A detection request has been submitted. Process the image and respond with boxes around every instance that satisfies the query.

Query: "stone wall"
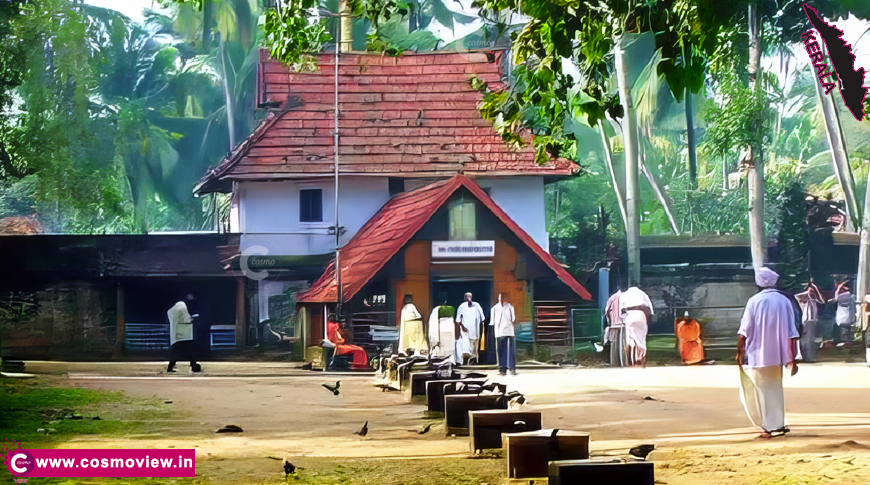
[1,282,117,360]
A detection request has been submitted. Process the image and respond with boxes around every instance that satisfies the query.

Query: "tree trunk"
[685,88,697,188]
[640,137,681,235]
[203,0,213,51]
[339,0,353,53]
[598,119,628,230]
[857,166,870,355]
[747,3,766,268]
[815,75,860,230]
[615,38,642,286]
[220,41,236,151]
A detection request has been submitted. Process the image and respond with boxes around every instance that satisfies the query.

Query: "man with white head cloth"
[456,292,485,364]
[737,267,800,438]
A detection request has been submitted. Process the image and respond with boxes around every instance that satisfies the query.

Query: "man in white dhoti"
[398,294,427,355]
[619,287,653,367]
[456,292,485,364]
[604,289,625,367]
[490,293,517,375]
[737,267,799,438]
[429,304,456,362]
[167,294,202,373]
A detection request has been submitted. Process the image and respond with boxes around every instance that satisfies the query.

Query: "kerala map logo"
[3,439,34,483]
[801,3,868,121]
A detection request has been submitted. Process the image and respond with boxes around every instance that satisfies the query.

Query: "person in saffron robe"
[619,286,654,366]
[398,294,427,355]
[737,267,799,438]
[327,317,369,369]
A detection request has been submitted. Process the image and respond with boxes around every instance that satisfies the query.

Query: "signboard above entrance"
[432,240,495,258]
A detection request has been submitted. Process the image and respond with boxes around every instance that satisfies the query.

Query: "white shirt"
[835,291,856,326]
[456,301,485,340]
[490,302,516,338]
[167,301,193,346]
[619,287,654,314]
[738,289,800,368]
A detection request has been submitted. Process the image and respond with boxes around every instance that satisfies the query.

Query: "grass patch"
[0,377,175,447]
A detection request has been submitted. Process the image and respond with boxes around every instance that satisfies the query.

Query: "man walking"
[490,293,517,375]
[167,294,202,373]
[456,292,485,364]
[737,268,799,438]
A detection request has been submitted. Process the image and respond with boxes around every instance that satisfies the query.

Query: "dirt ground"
[15,362,870,484]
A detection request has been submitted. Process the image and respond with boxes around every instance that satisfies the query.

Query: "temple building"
[194,49,593,357]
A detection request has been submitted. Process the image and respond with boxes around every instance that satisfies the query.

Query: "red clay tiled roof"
[195,50,577,193]
[297,174,592,303]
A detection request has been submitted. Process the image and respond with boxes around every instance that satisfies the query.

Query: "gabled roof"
[297,174,592,303]
[195,50,578,194]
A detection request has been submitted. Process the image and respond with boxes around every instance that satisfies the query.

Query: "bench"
[409,369,459,397]
[503,429,590,479]
[444,394,507,436]
[468,410,543,453]
[548,459,654,485]
[425,379,488,413]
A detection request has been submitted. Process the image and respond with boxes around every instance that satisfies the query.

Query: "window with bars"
[299,189,323,223]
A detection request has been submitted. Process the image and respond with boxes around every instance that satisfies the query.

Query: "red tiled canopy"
[195,50,577,194]
[297,174,592,303]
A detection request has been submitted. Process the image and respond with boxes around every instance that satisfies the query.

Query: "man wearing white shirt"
[618,286,654,366]
[490,293,517,375]
[737,267,800,438]
[456,292,485,364]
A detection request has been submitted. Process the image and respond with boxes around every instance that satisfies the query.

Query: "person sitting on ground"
[326,316,369,369]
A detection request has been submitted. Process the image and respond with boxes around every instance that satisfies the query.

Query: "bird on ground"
[355,421,369,437]
[283,459,295,476]
[322,381,341,395]
[417,423,433,435]
[629,444,656,460]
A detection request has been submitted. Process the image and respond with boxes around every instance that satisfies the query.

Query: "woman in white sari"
[429,305,456,362]
[398,294,427,355]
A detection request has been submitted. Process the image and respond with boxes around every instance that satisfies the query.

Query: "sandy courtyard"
[22,362,870,484]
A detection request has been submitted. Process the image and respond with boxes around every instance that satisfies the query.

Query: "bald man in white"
[737,267,800,438]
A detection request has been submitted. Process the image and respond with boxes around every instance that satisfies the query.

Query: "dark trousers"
[497,336,516,374]
[168,340,200,371]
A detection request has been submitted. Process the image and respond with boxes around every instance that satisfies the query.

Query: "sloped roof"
[195,50,577,194]
[297,174,592,303]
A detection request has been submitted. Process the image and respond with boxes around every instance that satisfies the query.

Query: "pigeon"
[629,444,656,460]
[417,423,433,435]
[322,381,341,395]
[355,421,368,437]
[283,459,295,476]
